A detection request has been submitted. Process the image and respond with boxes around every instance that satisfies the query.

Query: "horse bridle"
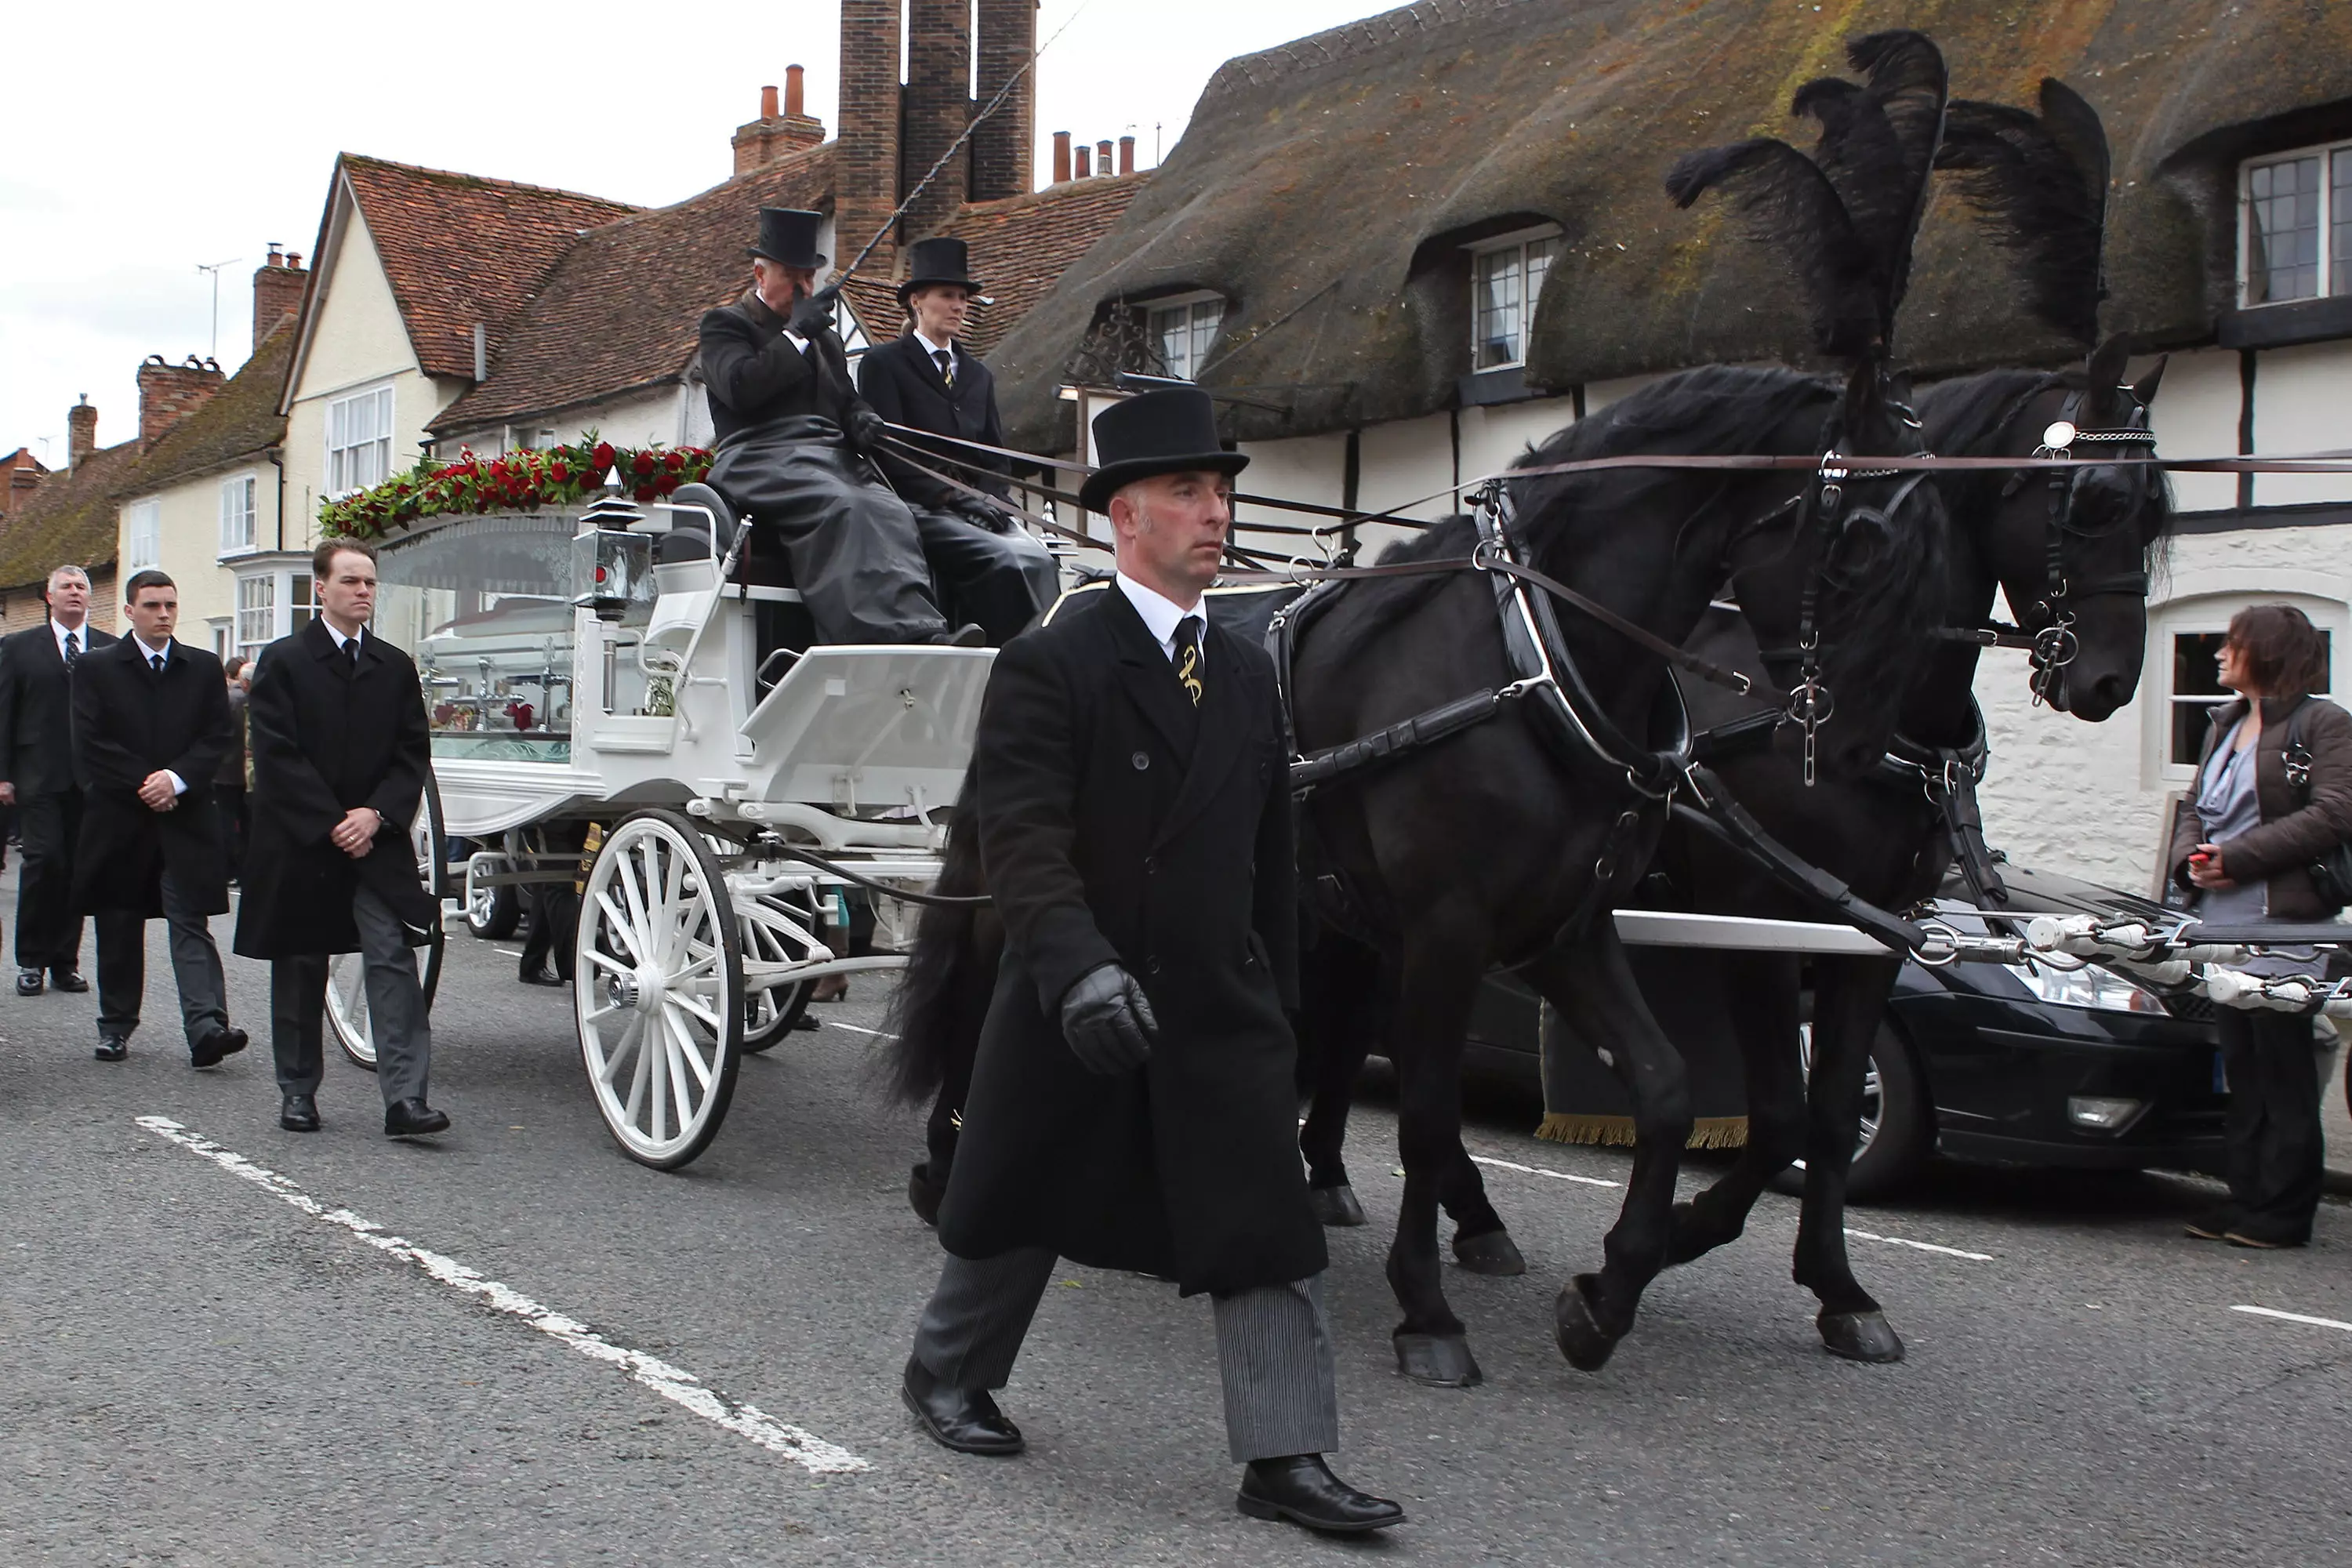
[2003,383,2159,705]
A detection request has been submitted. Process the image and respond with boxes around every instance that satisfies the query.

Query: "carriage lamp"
[572,475,653,622]
[2007,960,2167,1014]
[2066,1095,2144,1132]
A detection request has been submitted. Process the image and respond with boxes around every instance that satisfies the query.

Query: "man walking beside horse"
[898,387,1403,1536]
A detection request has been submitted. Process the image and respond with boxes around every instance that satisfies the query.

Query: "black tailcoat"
[697,292,869,445]
[855,333,1011,508]
[70,637,233,916]
[935,586,1325,1297]
[0,620,117,797]
[232,619,437,959]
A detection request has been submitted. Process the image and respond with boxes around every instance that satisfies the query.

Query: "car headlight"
[2008,960,2169,1014]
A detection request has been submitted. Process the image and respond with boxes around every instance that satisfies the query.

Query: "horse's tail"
[880,768,996,1105]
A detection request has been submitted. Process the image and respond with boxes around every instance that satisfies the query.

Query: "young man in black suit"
[0,564,114,996]
[234,540,446,1138]
[902,388,1403,1536]
[70,570,245,1065]
[697,207,978,648]
[856,237,1059,644]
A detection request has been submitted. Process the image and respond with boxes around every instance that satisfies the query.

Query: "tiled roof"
[430,147,833,433]
[927,174,1149,358]
[0,439,140,591]
[129,321,297,490]
[339,154,641,383]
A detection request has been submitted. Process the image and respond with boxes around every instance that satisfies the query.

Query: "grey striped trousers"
[912,1247,1341,1462]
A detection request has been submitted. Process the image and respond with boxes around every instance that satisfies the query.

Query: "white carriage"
[324,479,993,1167]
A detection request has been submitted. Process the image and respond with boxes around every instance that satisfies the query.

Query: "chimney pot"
[1098,140,1113,175]
[1052,131,1073,183]
[785,64,804,118]
[1119,135,1136,175]
[760,83,780,119]
[1075,145,1092,179]
[253,245,307,343]
[67,397,97,473]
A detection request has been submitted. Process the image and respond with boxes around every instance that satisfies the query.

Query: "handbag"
[2282,706,2352,910]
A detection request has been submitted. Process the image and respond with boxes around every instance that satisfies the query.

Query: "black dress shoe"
[191,1026,249,1069]
[49,970,89,994]
[385,1098,452,1138]
[901,1356,1023,1455]
[17,970,42,996]
[281,1094,321,1132]
[1237,1454,1406,1534]
[517,967,567,988]
[93,1034,127,1062]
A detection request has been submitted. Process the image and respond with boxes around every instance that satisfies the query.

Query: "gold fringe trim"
[1534,1113,1749,1151]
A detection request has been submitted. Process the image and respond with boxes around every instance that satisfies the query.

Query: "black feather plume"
[1841,30,1950,319]
[1933,78,2109,345]
[1666,138,1884,358]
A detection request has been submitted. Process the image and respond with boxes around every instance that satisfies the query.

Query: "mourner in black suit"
[903,389,1404,1535]
[856,238,1059,644]
[698,208,976,648]
[233,540,447,1138]
[71,570,246,1065]
[0,564,112,995]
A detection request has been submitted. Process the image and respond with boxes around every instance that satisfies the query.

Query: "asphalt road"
[5,882,2350,1567]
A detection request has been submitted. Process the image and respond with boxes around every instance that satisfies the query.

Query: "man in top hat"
[857,237,1059,644]
[900,387,1404,1536]
[698,208,978,648]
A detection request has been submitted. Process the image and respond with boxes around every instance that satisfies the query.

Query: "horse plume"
[1667,30,1949,361]
[1934,78,2110,347]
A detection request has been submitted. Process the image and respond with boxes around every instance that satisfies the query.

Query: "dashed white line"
[825,1020,893,1038]
[2233,1304,2352,1334]
[1841,1229,1995,1262]
[1470,1153,1621,1189]
[134,1116,869,1475]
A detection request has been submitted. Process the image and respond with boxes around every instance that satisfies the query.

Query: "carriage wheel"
[329,775,448,1070]
[740,890,822,1054]
[575,808,745,1169]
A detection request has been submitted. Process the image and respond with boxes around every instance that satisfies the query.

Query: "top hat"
[1079,387,1250,513]
[750,208,826,270]
[898,236,982,304]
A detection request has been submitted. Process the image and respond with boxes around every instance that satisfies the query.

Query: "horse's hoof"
[1308,1184,1369,1228]
[1553,1274,1621,1372]
[1818,1309,1905,1363]
[1450,1228,1527,1276]
[1393,1332,1483,1388]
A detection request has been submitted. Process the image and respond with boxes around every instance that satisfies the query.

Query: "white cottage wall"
[2136,348,2240,515]
[2252,339,2352,508]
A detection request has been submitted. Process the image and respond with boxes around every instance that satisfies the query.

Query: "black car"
[1464,860,2245,1200]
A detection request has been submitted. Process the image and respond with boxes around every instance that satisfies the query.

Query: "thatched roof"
[988,0,2352,449]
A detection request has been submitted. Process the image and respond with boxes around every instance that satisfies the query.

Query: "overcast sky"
[0,0,1388,465]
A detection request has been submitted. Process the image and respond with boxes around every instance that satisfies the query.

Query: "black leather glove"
[786,284,839,339]
[848,406,891,456]
[1058,963,1159,1075]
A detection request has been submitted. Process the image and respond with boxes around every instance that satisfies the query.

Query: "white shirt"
[913,328,958,379]
[50,618,87,663]
[324,622,365,658]
[1114,573,1206,673]
[129,634,187,796]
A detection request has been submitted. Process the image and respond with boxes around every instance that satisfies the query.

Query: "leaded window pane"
[2249,154,2323,303]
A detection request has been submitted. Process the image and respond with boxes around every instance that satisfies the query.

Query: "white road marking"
[494,947,524,959]
[826,1021,894,1038]
[2233,1304,2352,1334]
[1468,1151,1993,1261]
[134,1116,869,1475]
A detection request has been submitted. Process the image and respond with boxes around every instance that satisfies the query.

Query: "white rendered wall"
[2252,339,2352,507]
[1457,395,1580,487]
[1233,430,1345,561]
[2139,347,2239,514]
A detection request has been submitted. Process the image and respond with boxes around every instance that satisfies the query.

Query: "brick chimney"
[1052,131,1073,184]
[730,67,826,174]
[972,0,1038,201]
[252,244,308,343]
[0,450,45,519]
[67,397,97,472]
[137,354,225,446]
[1074,144,1092,179]
[1097,140,1113,177]
[902,0,972,238]
[837,0,904,273]
[1119,135,1136,175]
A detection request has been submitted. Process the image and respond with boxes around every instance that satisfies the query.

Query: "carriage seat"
[655,483,811,684]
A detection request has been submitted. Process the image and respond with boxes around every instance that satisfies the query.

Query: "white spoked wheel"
[741,890,824,1054]
[575,809,744,1169]
[329,777,448,1070]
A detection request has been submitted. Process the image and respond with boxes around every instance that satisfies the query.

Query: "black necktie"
[345,639,360,671]
[61,630,77,670]
[150,652,165,675]
[935,348,956,389]
[1172,617,1203,708]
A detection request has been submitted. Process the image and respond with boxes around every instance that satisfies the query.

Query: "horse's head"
[1983,340,2170,720]
[1726,359,1950,780]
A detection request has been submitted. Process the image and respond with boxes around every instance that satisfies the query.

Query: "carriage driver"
[901,387,1406,1536]
[857,237,1060,644]
[697,208,983,648]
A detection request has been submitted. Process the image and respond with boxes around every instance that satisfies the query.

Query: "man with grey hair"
[0,565,117,996]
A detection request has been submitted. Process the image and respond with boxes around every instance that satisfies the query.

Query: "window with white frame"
[1470,228,1560,371]
[219,473,257,555]
[327,383,396,495]
[126,499,161,570]
[2160,608,2336,773]
[1147,294,1225,381]
[2241,142,2352,306]
[234,574,275,662]
[289,571,316,633]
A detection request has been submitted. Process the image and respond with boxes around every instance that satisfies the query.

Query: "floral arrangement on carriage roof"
[316,434,713,540]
